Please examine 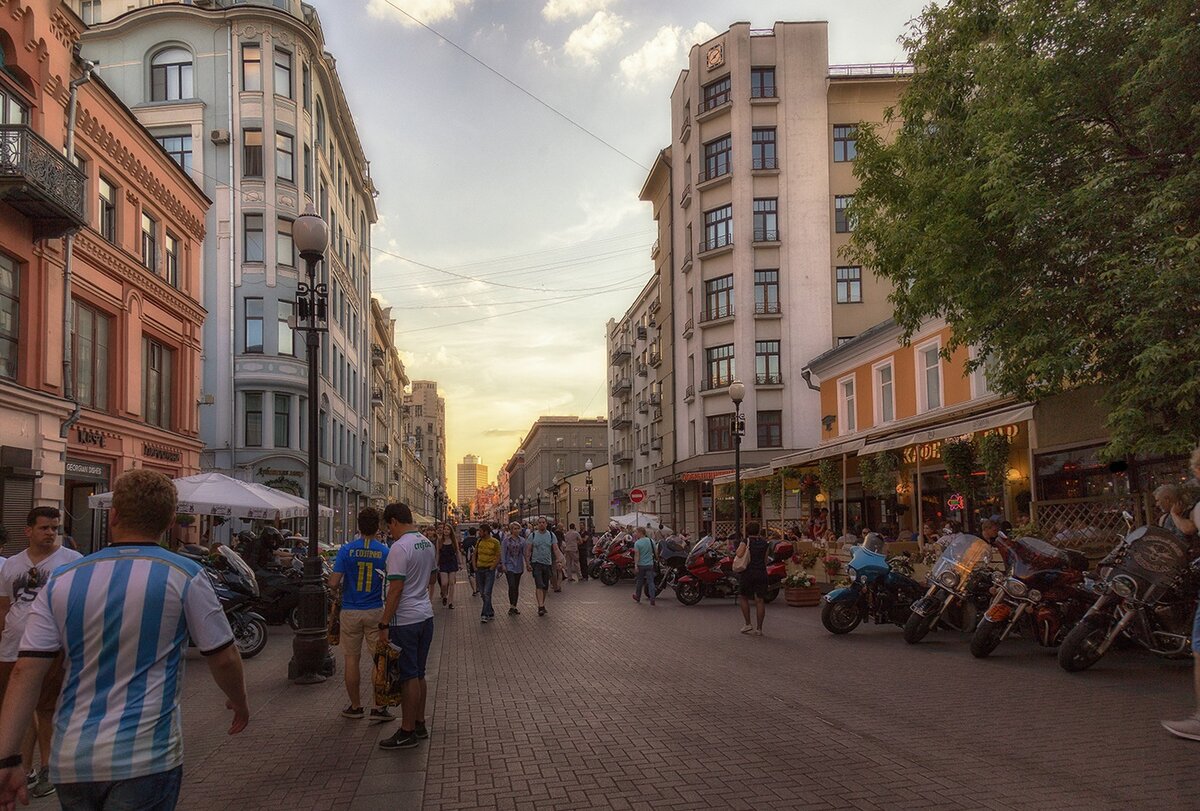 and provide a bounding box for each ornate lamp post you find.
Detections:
[584,458,594,532]
[729,380,746,540]
[289,205,333,683]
